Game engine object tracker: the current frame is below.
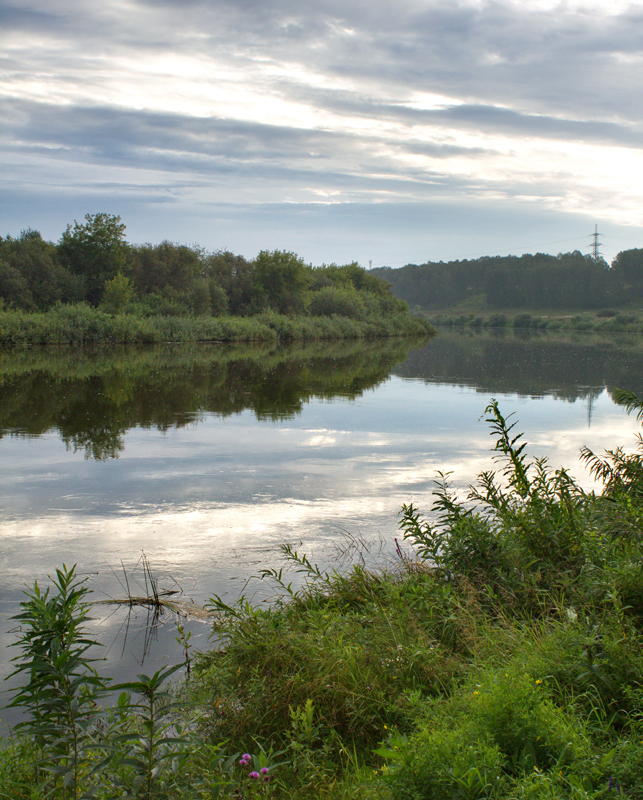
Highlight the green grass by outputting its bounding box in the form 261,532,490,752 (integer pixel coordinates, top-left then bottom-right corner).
0,305,435,346
423,304,643,333
3,397,643,797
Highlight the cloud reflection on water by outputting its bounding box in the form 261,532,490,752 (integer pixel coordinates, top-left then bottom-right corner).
1,332,643,723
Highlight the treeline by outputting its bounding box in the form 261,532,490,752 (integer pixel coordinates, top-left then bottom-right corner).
0,213,408,322
372,248,643,310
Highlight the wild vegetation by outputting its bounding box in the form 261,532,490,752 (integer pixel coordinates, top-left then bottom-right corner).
372,248,643,314
3,394,643,798
423,308,643,334
0,214,433,344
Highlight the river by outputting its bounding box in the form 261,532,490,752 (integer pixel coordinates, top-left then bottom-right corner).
1,327,642,725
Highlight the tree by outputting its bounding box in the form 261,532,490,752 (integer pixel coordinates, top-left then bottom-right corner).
58,213,128,305
102,272,133,313
612,249,643,297
253,250,310,315
0,229,84,310
128,241,201,296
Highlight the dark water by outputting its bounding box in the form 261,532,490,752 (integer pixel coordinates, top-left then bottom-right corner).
1,329,642,726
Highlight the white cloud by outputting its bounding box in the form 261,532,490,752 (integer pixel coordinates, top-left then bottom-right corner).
1,0,643,260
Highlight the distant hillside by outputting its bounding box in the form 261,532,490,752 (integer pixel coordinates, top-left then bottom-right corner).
371,249,643,311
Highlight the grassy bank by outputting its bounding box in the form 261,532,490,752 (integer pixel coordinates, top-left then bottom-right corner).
0,304,434,345
424,304,643,333
3,399,643,798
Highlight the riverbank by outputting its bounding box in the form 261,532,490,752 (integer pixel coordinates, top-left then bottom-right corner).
2,398,643,798
424,305,643,333
0,305,434,345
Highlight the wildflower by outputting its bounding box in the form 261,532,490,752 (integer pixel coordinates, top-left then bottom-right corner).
249,771,260,780
473,691,479,695
535,679,542,685
260,768,269,775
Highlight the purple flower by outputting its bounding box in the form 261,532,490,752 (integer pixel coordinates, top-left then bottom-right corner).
249,771,260,780
260,767,269,775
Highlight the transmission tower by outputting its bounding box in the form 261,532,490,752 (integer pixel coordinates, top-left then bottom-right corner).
589,224,603,260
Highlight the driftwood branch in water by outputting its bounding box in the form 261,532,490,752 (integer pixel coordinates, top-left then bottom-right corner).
95,553,217,622
95,596,216,621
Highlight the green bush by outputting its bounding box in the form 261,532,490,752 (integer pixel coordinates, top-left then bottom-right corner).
513,313,533,329
377,725,506,800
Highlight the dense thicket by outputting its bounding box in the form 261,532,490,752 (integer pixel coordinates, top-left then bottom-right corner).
0,214,409,323
372,248,643,310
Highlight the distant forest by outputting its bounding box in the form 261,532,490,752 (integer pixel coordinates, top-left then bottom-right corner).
0,213,407,322
371,249,643,310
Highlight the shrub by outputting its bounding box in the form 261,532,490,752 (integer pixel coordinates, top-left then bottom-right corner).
513,313,533,328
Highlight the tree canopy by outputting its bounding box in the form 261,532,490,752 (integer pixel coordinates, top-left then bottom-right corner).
0,215,407,322
372,251,625,311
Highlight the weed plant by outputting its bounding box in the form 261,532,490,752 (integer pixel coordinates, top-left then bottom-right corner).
5,396,643,798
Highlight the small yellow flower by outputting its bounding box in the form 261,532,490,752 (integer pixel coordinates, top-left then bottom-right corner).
535,679,542,685
473,691,479,695
383,724,388,729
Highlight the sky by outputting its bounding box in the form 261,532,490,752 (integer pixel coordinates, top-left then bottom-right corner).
2,0,643,267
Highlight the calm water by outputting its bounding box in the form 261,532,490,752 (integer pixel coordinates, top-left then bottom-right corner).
2,328,643,723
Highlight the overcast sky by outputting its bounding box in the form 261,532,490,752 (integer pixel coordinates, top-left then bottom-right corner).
2,0,643,266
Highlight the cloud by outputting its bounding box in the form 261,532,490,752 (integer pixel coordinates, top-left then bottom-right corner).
1,0,643,260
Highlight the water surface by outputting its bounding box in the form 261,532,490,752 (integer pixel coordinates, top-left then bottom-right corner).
2,329,642,721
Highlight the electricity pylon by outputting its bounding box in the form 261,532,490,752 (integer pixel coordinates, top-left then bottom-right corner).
589,225,603,260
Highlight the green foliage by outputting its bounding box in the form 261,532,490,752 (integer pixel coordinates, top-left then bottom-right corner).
308,286,366,319
612,248,643,297
376,726,506,800
104,665,191,800
4,566,295,799
58,214,128,305
253,250,310,315
196,556,461,758
101,271,133,313
1,216,434,340
400,400,593,606
0,230,83,310
128,241,201,298
373,249,621,312
8,565,105,798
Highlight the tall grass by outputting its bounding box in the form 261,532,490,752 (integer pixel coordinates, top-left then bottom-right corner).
0,305,435,346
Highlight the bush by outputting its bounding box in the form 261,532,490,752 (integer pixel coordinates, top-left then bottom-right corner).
486,314,508,328
513,313,533,328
